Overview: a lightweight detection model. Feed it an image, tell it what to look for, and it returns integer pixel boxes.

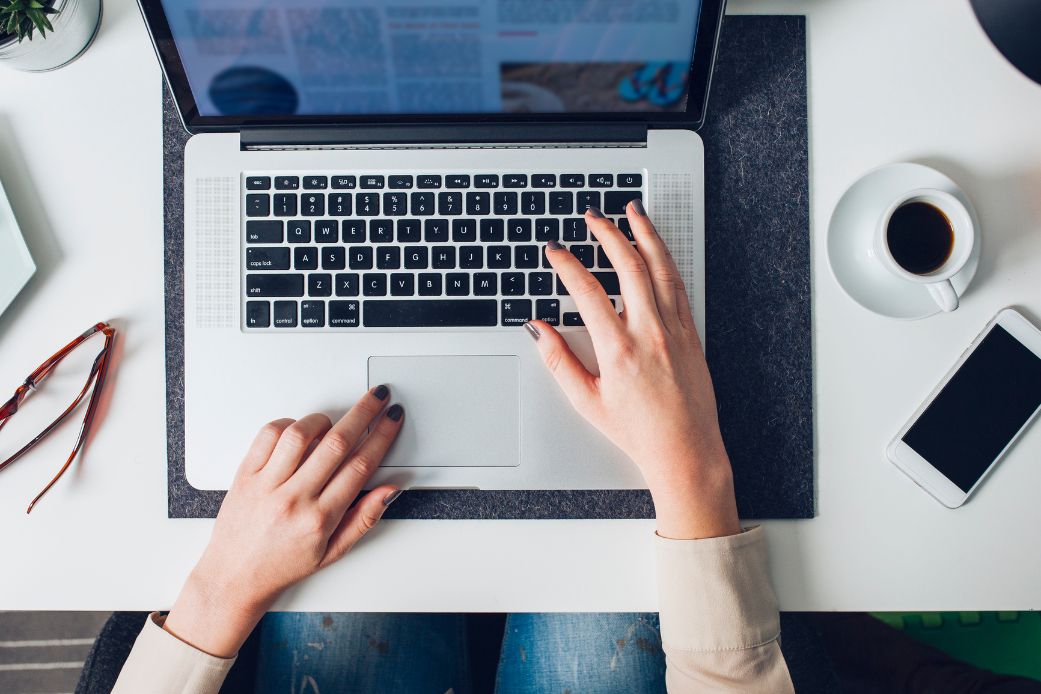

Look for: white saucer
[0,178,36,318]
[827,163,981,320]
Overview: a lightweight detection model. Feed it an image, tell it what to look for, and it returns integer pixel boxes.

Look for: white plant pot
[0,0,102,72]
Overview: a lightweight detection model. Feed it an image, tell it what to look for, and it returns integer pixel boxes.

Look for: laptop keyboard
[242,171,644,330]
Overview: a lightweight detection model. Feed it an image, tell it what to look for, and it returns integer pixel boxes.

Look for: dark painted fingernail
[383,489,403,506]
[586,206,605,219]
[386,403,404,422]
[547,240,562,251]
[372,384,389,401]
[524,322,541,341]
[630,198,646,216]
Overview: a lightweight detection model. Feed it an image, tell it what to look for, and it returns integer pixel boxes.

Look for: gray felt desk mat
[165,15,813,520]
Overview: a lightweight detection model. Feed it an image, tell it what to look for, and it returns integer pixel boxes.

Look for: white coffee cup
[874,188,975,312]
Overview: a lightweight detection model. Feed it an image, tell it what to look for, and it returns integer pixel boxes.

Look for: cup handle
[926,279,959,312]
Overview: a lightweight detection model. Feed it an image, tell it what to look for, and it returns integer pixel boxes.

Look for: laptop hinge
[239,124,649,151]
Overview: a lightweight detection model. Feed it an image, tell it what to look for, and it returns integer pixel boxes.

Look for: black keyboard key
[535,218,559,242]
[383,192,407,216]
[369,219,394,243]
[246,247,289,270]
[432,246,456,269]
[356,193,380,216]
[618,173,642,188]
[488,245,511,269]
[474,273,497,295]
[563,311,584,326]
[507,218,532,242]
[500,298,531,325]
[390,273,415,296]
[480,218,505,242]
[404,246,429,269]
[452,219,477,242]
[411,192,435,216]
[303,176,328,190]
[273,301,298,327]
[274,194,297,217]
[246,220,282,243]
[418,273,442,296]
[561,174,584,188]
[349,246,373,269]
[576,191,600,213]
[549,191,574,215]
[571,244,594,268]
[364,299,497,327]
[438,192,462,215]
[597,246,613,269]
[335,273,359,296]
[329,300,360,326]
[294,247,318,270]
[503,174,527,188]
[287,221,311,243]
[376,247,401,270]
[328,193,352,216]
[363,273,387,296]
[315,220,338,244]
[332,175,357,189]
[446,175,471,188]
[301,193,324,216]
[361,175,385,189]
[425,219,449,242]
[536,298,560,325]
[532,174,556,188]
[563,218,587,242]
[594,271,620,295]
[301,301,325,327]
[474,174,499,188]
[417,174,442,189]
[618,218,635,241]
[342,220,365,243]
[521,192,545,215]
[494,192,518,215]
[397,219,422,243]
[589,174,613,187]
[389,175,414,189]
[275,176,300,190]
[604,191,642,215]
[246,300,270,327]
[466,192,491,215]
[514,245,539,269]
[246,176,271,190]
[460,246,483,269]
[308,273,332,297]
[501,272,525,296]
[446,273,469,295]
[542,246,555,269]
[529,272,553,296]
[247,274,304,297]
[246,194,270,217]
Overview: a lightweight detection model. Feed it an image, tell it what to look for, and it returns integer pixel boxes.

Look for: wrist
[645,457,741,540]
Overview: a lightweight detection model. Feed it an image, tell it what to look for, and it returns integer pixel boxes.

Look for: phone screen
[903,324,1041,492]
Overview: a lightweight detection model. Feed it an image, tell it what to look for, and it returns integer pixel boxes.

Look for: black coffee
[886,201,954,275]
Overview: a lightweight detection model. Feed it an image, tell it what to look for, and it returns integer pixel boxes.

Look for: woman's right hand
[529,202,741,540]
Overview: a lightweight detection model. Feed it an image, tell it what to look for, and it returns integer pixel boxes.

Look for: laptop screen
[157,0,703,119]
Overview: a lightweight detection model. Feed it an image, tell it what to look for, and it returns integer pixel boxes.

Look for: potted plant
[0,0,102,71]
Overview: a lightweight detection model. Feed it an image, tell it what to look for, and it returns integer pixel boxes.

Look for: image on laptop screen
[158,0,703,117]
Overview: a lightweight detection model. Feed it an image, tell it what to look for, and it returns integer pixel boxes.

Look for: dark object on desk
[163,14,813,520]
[971,0,1041,86]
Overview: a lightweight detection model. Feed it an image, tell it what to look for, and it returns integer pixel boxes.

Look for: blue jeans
[255,613,666,694]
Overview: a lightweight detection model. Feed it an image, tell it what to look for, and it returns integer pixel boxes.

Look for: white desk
[2,0,1040,612]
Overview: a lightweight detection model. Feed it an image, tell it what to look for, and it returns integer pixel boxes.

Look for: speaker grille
[192,177,237,329]
[650,173,699,302]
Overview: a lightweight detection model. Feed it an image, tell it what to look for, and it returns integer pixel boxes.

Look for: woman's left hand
[162,387,404,658]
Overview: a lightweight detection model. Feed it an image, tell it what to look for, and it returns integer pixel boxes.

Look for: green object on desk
[871,612,1041,681]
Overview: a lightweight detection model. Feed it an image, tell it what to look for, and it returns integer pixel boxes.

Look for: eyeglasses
[0,322,116,513]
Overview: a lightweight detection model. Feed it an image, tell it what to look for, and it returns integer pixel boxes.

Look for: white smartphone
[887,308,1041,508]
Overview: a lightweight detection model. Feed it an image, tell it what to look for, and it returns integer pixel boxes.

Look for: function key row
[245,173,642,191]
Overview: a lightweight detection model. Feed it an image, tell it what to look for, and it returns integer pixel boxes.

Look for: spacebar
[363,300,498,327]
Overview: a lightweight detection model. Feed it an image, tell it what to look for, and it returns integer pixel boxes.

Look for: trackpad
[368,356,520,467]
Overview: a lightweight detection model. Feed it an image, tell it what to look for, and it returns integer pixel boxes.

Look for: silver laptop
[139,0,725,492]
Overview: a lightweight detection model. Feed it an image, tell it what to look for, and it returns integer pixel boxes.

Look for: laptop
[138,0,725,493]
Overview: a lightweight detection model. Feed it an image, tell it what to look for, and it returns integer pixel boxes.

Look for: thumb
[525,320,599,411]
[322,485,399,566]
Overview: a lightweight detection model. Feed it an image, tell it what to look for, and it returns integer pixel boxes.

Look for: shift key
[247,274,304,297]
